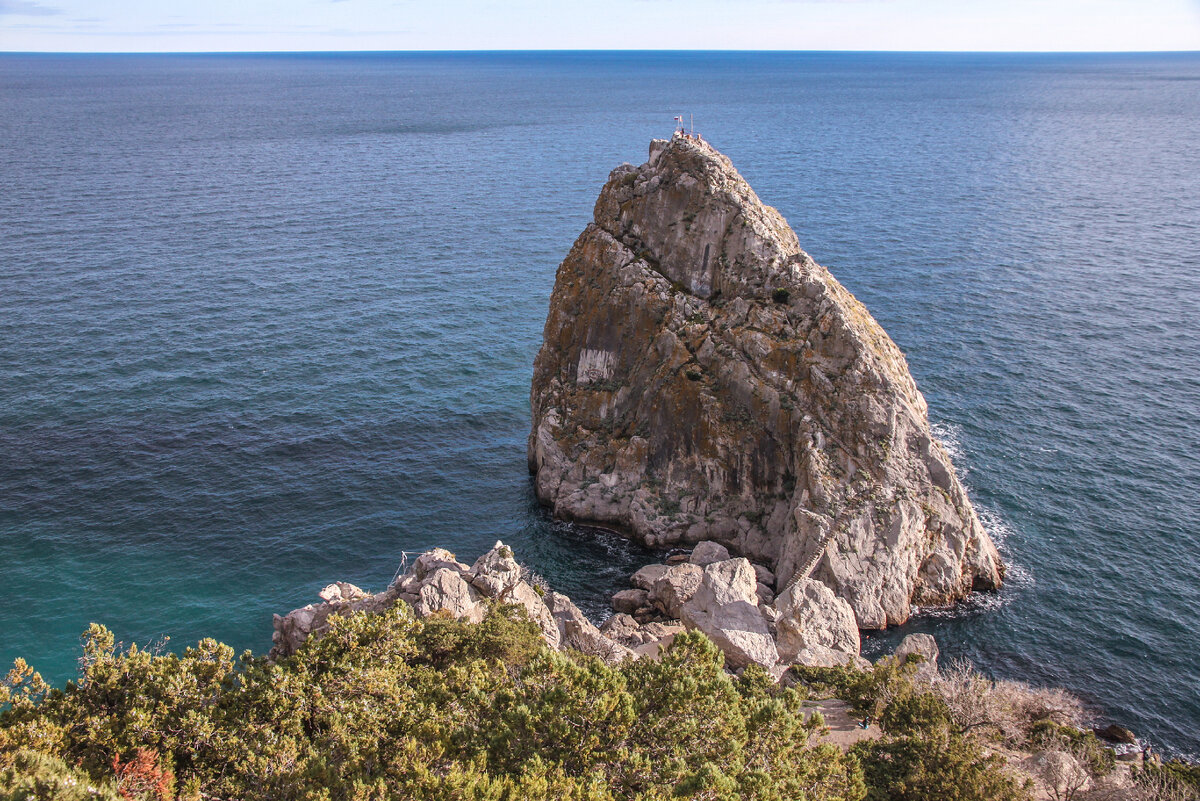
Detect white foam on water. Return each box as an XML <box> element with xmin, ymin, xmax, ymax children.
<box><xmin>908</xmin><ymin>503</ymin><xmax>1031</xmax><ymax>621</ymax></box>
<box><xmin>930</xmin><ymin>419</ymin><xmax>969</xmax><ymax>480</ymax></box>
<box><xmin>977</xmin><ymin>504</ymin><xmax>1033</xmax><ymax>587</ymax></box>
<box><xmin>923</xmin><ymin>421</ymin><xmax>1031</xmax><ymax>594</ymax></box>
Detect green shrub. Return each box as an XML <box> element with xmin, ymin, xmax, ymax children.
<box><xmin>789</xmin><ymin>664</ymin><xmax>860</xmax><ymax>699</ymax></box>
<box><xmin>854</xmin><ymin>734</ymin><xmax>1030</xmax><ymax>801</ymax></box>
<box><xmin>1028</xmin><ymin>720</ymin><xmax>1114</xmax><ymax>777</ymax></box>
<box><xmin>879</xmin><ymin>689</ymin><xmax>952</xmax><ymax>737</ymax></box>
<box><xmin>1135</xmin><ymin>760</ymin><xmax>1200</xmax><ymax>799</ymax></box>
<box><xmin>796</xmin><ymin>655</ymin><xmax>1031</xmax><ymax>801</ymax></box>
<box><xmin>0</xmin><ymin>750</ymin><xmax>119</xmax><ymax>800</ymax></box>
<box><xmin>772</xmin><ymin>287</ymin><xmax>791</xmax><ymax>304</ymax></box>
<box><xmin>1</xmin><ymin>608</ymin><xmax>865</xmax><ymax>801</ymax></box>
<box><xmin>1159</xmin><ymin>759</ymin><xmax>1200</xmax><ymax>791</ymax></box>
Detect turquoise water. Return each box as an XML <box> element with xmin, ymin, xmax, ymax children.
<box><xmin>2</xmin><ymin>52</ymin><xmax>1198</xmax><ymax>756</ymax></box>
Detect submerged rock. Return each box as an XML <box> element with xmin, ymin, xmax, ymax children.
<box><xmin>528</xmin><ymin>134</ymin><xmax>1002</xmax><ymax>628</ymax></box>
<box><xmin>1095</xmin><ymin>724</ymin><xmax>1138</xmax><ymax>746</ymax></box>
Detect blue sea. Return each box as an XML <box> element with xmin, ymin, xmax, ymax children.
<box><xmin>2</xmin><ymin>51</ymin><xmax>1198</xmax><ymax>756</ymax></box>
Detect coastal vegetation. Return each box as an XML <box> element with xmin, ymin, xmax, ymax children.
<box><xmin>0</xmin><ymin>605</ymin><xmax>864</xmax><ymax>800</ymax></box>
<box><xmin>3</xmin><ymin>602</ymin><xmax>1196</xmax><ymax>800</ymax></box>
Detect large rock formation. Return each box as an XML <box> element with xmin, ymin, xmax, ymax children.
<box><xmin>529</xmin><ymin>134</ymin><xmax>1003</xmax><ymax>628</ymax></box>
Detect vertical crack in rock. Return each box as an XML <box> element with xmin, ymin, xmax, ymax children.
<box><xmin>529</xmin><ymin>134</ymin><xmax>1004</xmax><ymax>629</ymax></box>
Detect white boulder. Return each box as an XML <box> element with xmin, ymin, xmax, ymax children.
<box><xmin>680</xmin><ymin>558</ymin><xmax>779</xmax><ymax>670</ymax></box>
<box><xmin>773</xmin><ymin>578</ymin><xmax>860</xmax><ymax>665</ymax></box>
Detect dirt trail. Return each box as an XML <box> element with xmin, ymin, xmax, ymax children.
<box><xmin>803</xmin><ymin>699</ymin><xmax>881</xmax><ymax>751</ymax></box>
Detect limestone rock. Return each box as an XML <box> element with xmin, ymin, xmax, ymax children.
<box><xmin>793</xmin><ymin>645</ymin><xmax>868</xmax><ymax>669</ymax></box>
<box><xmin>689</xmin><ymin>540</ymin><xmax>731</xmax><ymax>566</ymax></box>
<box><xmin>632</xmin><ymin>632</ymin><xmax>680</xmax><ymax>661</ymax></box>
<box><xmin>410</xmin><ymin>548</ymin><xmax>469</xmax><ymax>582</ymax></box>
<box><xmin>509</xmin><ymin>580</ymin><xmax>561</xmax><ymax>649</ymax></box>
<box><xmin>598</xmin><ymin>613</ymin><xmax>683</xmax><ymax>654</ymax></box>
<box><xmin>415</xmin><ymin>568</ymin><xmax>486</xmax><ymax>622</ymax></box>
<box><xmin>271</xmin><ymin>587</ymin><xmax>398</xmax><ymax>660</ymax></box>
<box><xmin>469</xmin><ymin>540</ymin><xmax>521</xmax><ymax>598</ymax></box>
<box><xmin>528</xmin><ymin>134</ymin><xmax>1003</xmax><ymax>628</ymax></box>
<box><xmin>545</xmin><ymin>591</ymin><xmax>628</xmax><ymax>661</ymax></box>
<box><xmin>599</xmin><ymin>613</ymin><xmax>643</xmax><ymax>646</ymax></box>
<box><xmin>688</xmin><ymin>558</ymin><xmax>758</xmax><ymax>608</ymax></box>
<box><xmin>680</xmin><ymin>558</ymin><xmax>779</xmax><ymax>669</ymax></box>
<box><xmin>630</xmin><ymin>563</ymin><xmax>669</xmax><ymax>590</ymax></box>
<box><xmin>318</xmin><ymin>582</ymin><xmax>367</xmax><ymax>603</ymax></box>
<box><xmin>773</xmin><ymin>578</ymin><xmax>860</xmax><ymax>665</ymax></box>
<box><xmin>757</xmin><ymin>583</ymin><xmax>775</xmax><ymax>605</ymax></box>
<box><xmin>649</xmin><ymin>563</ymin><xmax>704</xmax><ymax>618</ymax></box>
<box><xmin>272</xmin><ymin>542</ymin><xmax>569</xmax><ymax>660</ymax></box>
<box><xmin>272</xmin><ymin>605</ymin><xmax>324</xmax><ymax>659</ymax></box>
<box><xmin>641</xmin><ymin>621</ymin><xmax>684</xmax><ymax>641</ymax></box>
<box><xmin>612</xmin><ymin>588</ymin><xmax>649</xmax><ymax>614</ymax></box>
<box><xmin>893</xmin><ymin>633</ymin><xmax>940</xmax><ymax>680</ymax></box>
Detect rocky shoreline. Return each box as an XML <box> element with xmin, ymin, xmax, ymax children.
<box><xmin>272</xmin><ymin>540</ymin><xmax>1168</xmax><ymax>800</ymax></box>
<box><xmin>274</xmin><ymin>539</ymin><xmax>870</xmax><ymax>674</ymax></box>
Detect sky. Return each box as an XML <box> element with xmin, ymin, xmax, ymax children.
<box><xmin>1</xmin><ymin>0</ymin><xmax>1199</xmax><ymax>53</ymax></box>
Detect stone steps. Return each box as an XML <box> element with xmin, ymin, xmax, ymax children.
<box><xmin>783</xmin><ymin>529</ymin><xmax>833</xmax><ymax>591</ymax></box>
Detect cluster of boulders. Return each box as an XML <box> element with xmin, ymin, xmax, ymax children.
<box><xmin>602</xmin><ymin>539</ymin><xmax>866</xmax><ymax>673</ymax></box>
<box><xmin>272</xmin><ymin>541</ymin><xmax>629</xmax><ymax>662</ymax></box>
<box><xmin>272</xmin><ymin>540</ymin><xmax>875</xmax><ymax>677</ymax></box>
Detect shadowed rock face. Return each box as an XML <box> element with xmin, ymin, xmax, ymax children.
<box><xmin>528</xmin><ymin>135</ymin><xmax>1003</xmax><ymax>628</ymax></box>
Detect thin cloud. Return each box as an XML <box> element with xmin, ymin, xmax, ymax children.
<box><xmin>0</xmin><ymin>0</ymin><xmax>62</xmax><ymax>15</ymax></box>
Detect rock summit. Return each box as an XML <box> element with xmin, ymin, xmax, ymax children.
<box><xmin>528</xmin><ymin>134</ymin><xmax>1003</xmax><ymax>628</ymax></box>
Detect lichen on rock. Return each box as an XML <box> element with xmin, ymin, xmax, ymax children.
<box><xmin>529</xmin><ymin>134</ymin><xmax>1003</xmax><ymax>629</ymax></box>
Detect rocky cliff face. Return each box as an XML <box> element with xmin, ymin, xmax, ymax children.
<box><xmin>528</xmin><ymin>135</ymin><xmax>1003</xmax><ymax>628</ymax></box>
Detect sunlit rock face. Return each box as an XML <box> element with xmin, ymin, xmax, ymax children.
<box><xmin>529</xmin><ymin>135</ymin><xmax>1003</xmax><ymax>629</ymax></box>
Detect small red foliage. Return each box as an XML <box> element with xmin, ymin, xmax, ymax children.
<box><xmin>112</xmin><ymin>748</ymin><xmax>174</xmax><ymax>801</ymax></box>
